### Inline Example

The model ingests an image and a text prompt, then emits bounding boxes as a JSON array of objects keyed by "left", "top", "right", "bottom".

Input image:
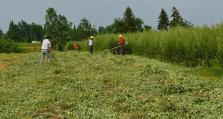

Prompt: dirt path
[
  {"left": 0, "top": 55, "right": 20, "bottom": 71},
  {"left": 0, "top": 64, "right": 8, "bottom": 70}
]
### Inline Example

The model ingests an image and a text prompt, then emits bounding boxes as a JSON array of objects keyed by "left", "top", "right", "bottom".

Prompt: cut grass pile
[{"left": 0, "top": 52, "right": 223, "bottom": 118}]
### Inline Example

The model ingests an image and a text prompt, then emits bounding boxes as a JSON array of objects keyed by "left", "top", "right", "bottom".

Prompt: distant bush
[
  {"left": 65, "top": 41, "right": 74, "bottom": 51},
  {"left": 0, "top": 39, "right": 23, "bottom": 53}
]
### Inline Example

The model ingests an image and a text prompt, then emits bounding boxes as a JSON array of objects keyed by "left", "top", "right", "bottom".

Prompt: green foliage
[
  {"left": 17, "top": 20, "right": 31, "bottom": 41},
  {"left": 170, "top": 7, "right": 193, "bottom": 28},
  {"left": 64, "top": 41, "right": 80, "bottom": 51},
  {"left": 0, "top": 39, "right": 23, "bottom": 53},
  {"left": 0, "top": 29, "right": 3, "bottom": 39},
  {"left": 18, "top": 20, "right": 44, "bottom": 42},
  {"left": 144, "top": 25, "right": 152, "bottom": 31},
  {"left": 7, "top": 21, "right": 20, "bottom": 41},
  {"left": 6, "top": 20, "right": 44, "bottom": 42},
  {"left": 0, "top": 52, "right": 223, "bottom": 118},
  {"left": 107, "top": 6, "right": 144, "bottom": 33},
  {"left": 30, "top": 23, "right": 44, "bottom": 41},
  {"left": 123, "top": 7, "right": 143, "bottom": 32},
  {"left": 76, "top": 18, "right": 97, "bottom": 40},
  {"left": 79, "top": 24, "right": 223, "bottom": 67},
  {"left": 79, "top": 34, "right": 133, "bottom": 55},
  {"left": 158, "top": 8, "right": 169, "bottom": 30},
  {"left": 65, "top": 41, "right": 74, "bottom": 51},
  {"left": 44, "top": 8, "right": 73, "bottom": 51},
  {"left": 170, "top": 7, "right": 182, "bottom": 27},
  {"left": 98, "top": 26, "right": 106, "bottom": 34}
]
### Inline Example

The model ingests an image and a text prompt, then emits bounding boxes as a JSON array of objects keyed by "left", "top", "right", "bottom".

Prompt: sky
[{"left": 0, "top": 0, "right": 223, "bottom": 32}]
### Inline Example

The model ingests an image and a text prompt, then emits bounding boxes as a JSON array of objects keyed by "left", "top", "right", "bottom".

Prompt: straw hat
[{"left": 118, "top": 34, "right": 123, "bottom": 38}]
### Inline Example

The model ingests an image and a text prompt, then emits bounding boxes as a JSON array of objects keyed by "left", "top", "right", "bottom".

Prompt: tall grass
[{"left": 79, "top": 24, "right": 223, "bottom": 66}]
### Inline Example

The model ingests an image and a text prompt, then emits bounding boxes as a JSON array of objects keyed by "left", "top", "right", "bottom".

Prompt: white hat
[
  {"left": 118, "top": 34, "right": 123, "bottom": 38},
  {"left": 90, "top": 36, "right": 94, "bottom": 39}
]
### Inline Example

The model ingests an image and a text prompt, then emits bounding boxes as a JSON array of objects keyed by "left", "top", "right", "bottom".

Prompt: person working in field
[
  {"left": 119, "top": 34, "right": 125, "bottom": 56},
  {"left": 73, "top": 42, "right": 79, "bottom": 51},
  {"left": 88, "top": 36, "right": 94, "bottom": 54},
  {"left": 40, "top": 35, "right": 52, "bottom": 64}
]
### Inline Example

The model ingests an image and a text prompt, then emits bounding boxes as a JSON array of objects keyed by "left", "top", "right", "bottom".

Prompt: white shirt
[
  {"left": 41, "top": 39, "right": 51, "bottom": 50},
  {"left": 88, "top": 39, "right": 93, "bottom": 46}
]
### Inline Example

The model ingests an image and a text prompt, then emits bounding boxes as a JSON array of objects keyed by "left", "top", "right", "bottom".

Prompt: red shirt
[{"left": 119, "top": 37, "right": 124, "bottom": 45}]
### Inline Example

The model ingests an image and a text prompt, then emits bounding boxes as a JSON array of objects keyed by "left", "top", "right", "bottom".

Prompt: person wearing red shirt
[{"left": 119, "top": 34, "right": 125, "bottom": 56}]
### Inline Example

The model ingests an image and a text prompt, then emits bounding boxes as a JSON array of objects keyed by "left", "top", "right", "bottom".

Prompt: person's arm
[
  {"left": 94, "top": 39, "right": 96, "bottom": 45},
  {"left": 48, "top": 41, "right": 52, "bottom": 52},
  {"left": 48, "top": 47, "right": 51, "bottom": 53}
]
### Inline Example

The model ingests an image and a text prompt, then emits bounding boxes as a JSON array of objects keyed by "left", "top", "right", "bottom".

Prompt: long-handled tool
[{"left": 103, "top": 42, "right": 128, "bottom": 54}]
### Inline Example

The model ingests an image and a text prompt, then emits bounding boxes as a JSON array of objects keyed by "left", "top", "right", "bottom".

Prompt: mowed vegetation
[
  {"left": 1, "top": 4, "right": 223, "bottom": 118},
  {"left": 0, "top": 52, "right": 223, "bottom": 118},
  {"left": 77, "top": 24, "right": 223, "bottom": 67}
]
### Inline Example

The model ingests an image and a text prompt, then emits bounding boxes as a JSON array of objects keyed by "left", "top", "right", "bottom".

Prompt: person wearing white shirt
[
  {"left": 88, "top": 36, "right": 94, "bottom": 54},
  {"left": 40, "top": 36, "right": 52, "bottom": 64}
]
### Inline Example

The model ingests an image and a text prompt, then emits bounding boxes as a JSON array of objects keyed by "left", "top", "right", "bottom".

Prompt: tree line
[
  {"left": 158, "top": 7, "right": 193, "bottom": 30},
  {"left": 0, "top": 6, "right": 192, "bottom": 50}
]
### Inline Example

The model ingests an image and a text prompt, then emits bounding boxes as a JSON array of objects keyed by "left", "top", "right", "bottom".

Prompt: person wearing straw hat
[
  {"left": 88, "top": 36, "right": 94, "bottom": 54},
  {"left": 119, "top": 34, "right": 125, "bottom": 56},
  {"left": 40, "top": 35, "right": 52, "bottom": 64}
]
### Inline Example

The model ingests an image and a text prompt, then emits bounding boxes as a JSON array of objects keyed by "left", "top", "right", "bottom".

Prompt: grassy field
[
  {"left": 0, "top": 51, "right": 223, "bottom": 118},
  {"left": 18, "top": 42, "right": 41, "bottom": 53}
]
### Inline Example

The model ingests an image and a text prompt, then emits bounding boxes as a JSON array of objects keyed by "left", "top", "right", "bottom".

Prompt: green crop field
[
  {"left": 78, "top": 24, "right": 223, "bottom": 67},
  {"left": 0, "top": 51, "right": 223, "bottom": 118}
]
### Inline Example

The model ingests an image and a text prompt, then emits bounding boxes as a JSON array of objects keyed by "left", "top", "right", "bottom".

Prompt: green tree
[
  {"left": 44, "top": 8, "right": 73, "bottom": 50},
  {"left": 7, "top": 21, "right": 20, "bottom": 41},
  {"left": 77, "top": 18, "right": 95, "bottom": 40},
  {"left": 98, "top": 26, "right": 106, "bottom": 34},
  {"left": 123, "top": 7, "right": 135, "bottom": 32},
  {"left": 0, "top": 29, "right": 3, "bottom": 39},
  {"left": 170, "top": 7, "right": 193, "bottom": 28},
  {"left": 17, "top": 21, "right": 44, "bottom": 42},
  {"left": 91, "top": 25, "right": 98, "bottom": 36},
  {"left": 17, "top": 20, "right": 31, "bottom": 41},
  {"left": 70, "top": 25, "right": 78, "bottom": 40},
  {"left": 105, "top": 25, "right": 113, "bottom": 33},
  {"left": 107, "top": 6, "right": 144, "bottom": 33},
  {"left": 30, "top": 23, "right": 44, "bottom": 41},
  {"left": 6, "top": 20, "right": 44, "bottom": 42},
  {"left": 110, "top": 18, "right": 126, "bottom": 33},
  {"left": 123, "top": 6, "right": 143, "bottom": 32},
  {"left": 44, "top": 8, "right": 59, "bottom": 39},
  {"left": 170, "top": 7, "right": 182, "bottom": 28},
  {"left": 158, "top": 8, "right": 169, "bottom": 30},
  {"left": 144, "top": 25, "right": 152, "bottom": 31},
  {"left": 179, "top": 19, "right": 193, "bottom": 28},
  {"left": 135, "top": 17, "right": 144, "bottom": 31}
]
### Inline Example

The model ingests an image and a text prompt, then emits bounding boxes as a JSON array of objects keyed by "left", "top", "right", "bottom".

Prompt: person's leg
[
  {"left": 88, "top": 46, "right": 91, "bottom": 54},
  {"left": 120, "top": 45, "right": 124, "bottom": 56},
  {"left": 47, "top": 50, "right": 51, "bottom": 63},
  {"left": 89, "top": 45, "right": 93, "bottom": 54},
  {"left": 91, "top": 46, "right": 93, "bottom": 54},
  {"left": 122, "top": 45, "right": 125, "bottom": 56},
  {"left": 40, "top": 50, "right": 46, "bottom": 64}
]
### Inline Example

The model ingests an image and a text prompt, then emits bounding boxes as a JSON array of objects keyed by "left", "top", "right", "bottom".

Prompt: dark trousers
[
  {"left": 120, "top": 45, "right": 125, "bottom": 56},
  {"left": 89, "top": 45, "right": 93, "bottom": 54}
]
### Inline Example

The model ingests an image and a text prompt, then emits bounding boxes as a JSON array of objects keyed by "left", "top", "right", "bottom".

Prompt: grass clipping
[{"left": 0, "top": 52, "right": 223, "bottom": 118}]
